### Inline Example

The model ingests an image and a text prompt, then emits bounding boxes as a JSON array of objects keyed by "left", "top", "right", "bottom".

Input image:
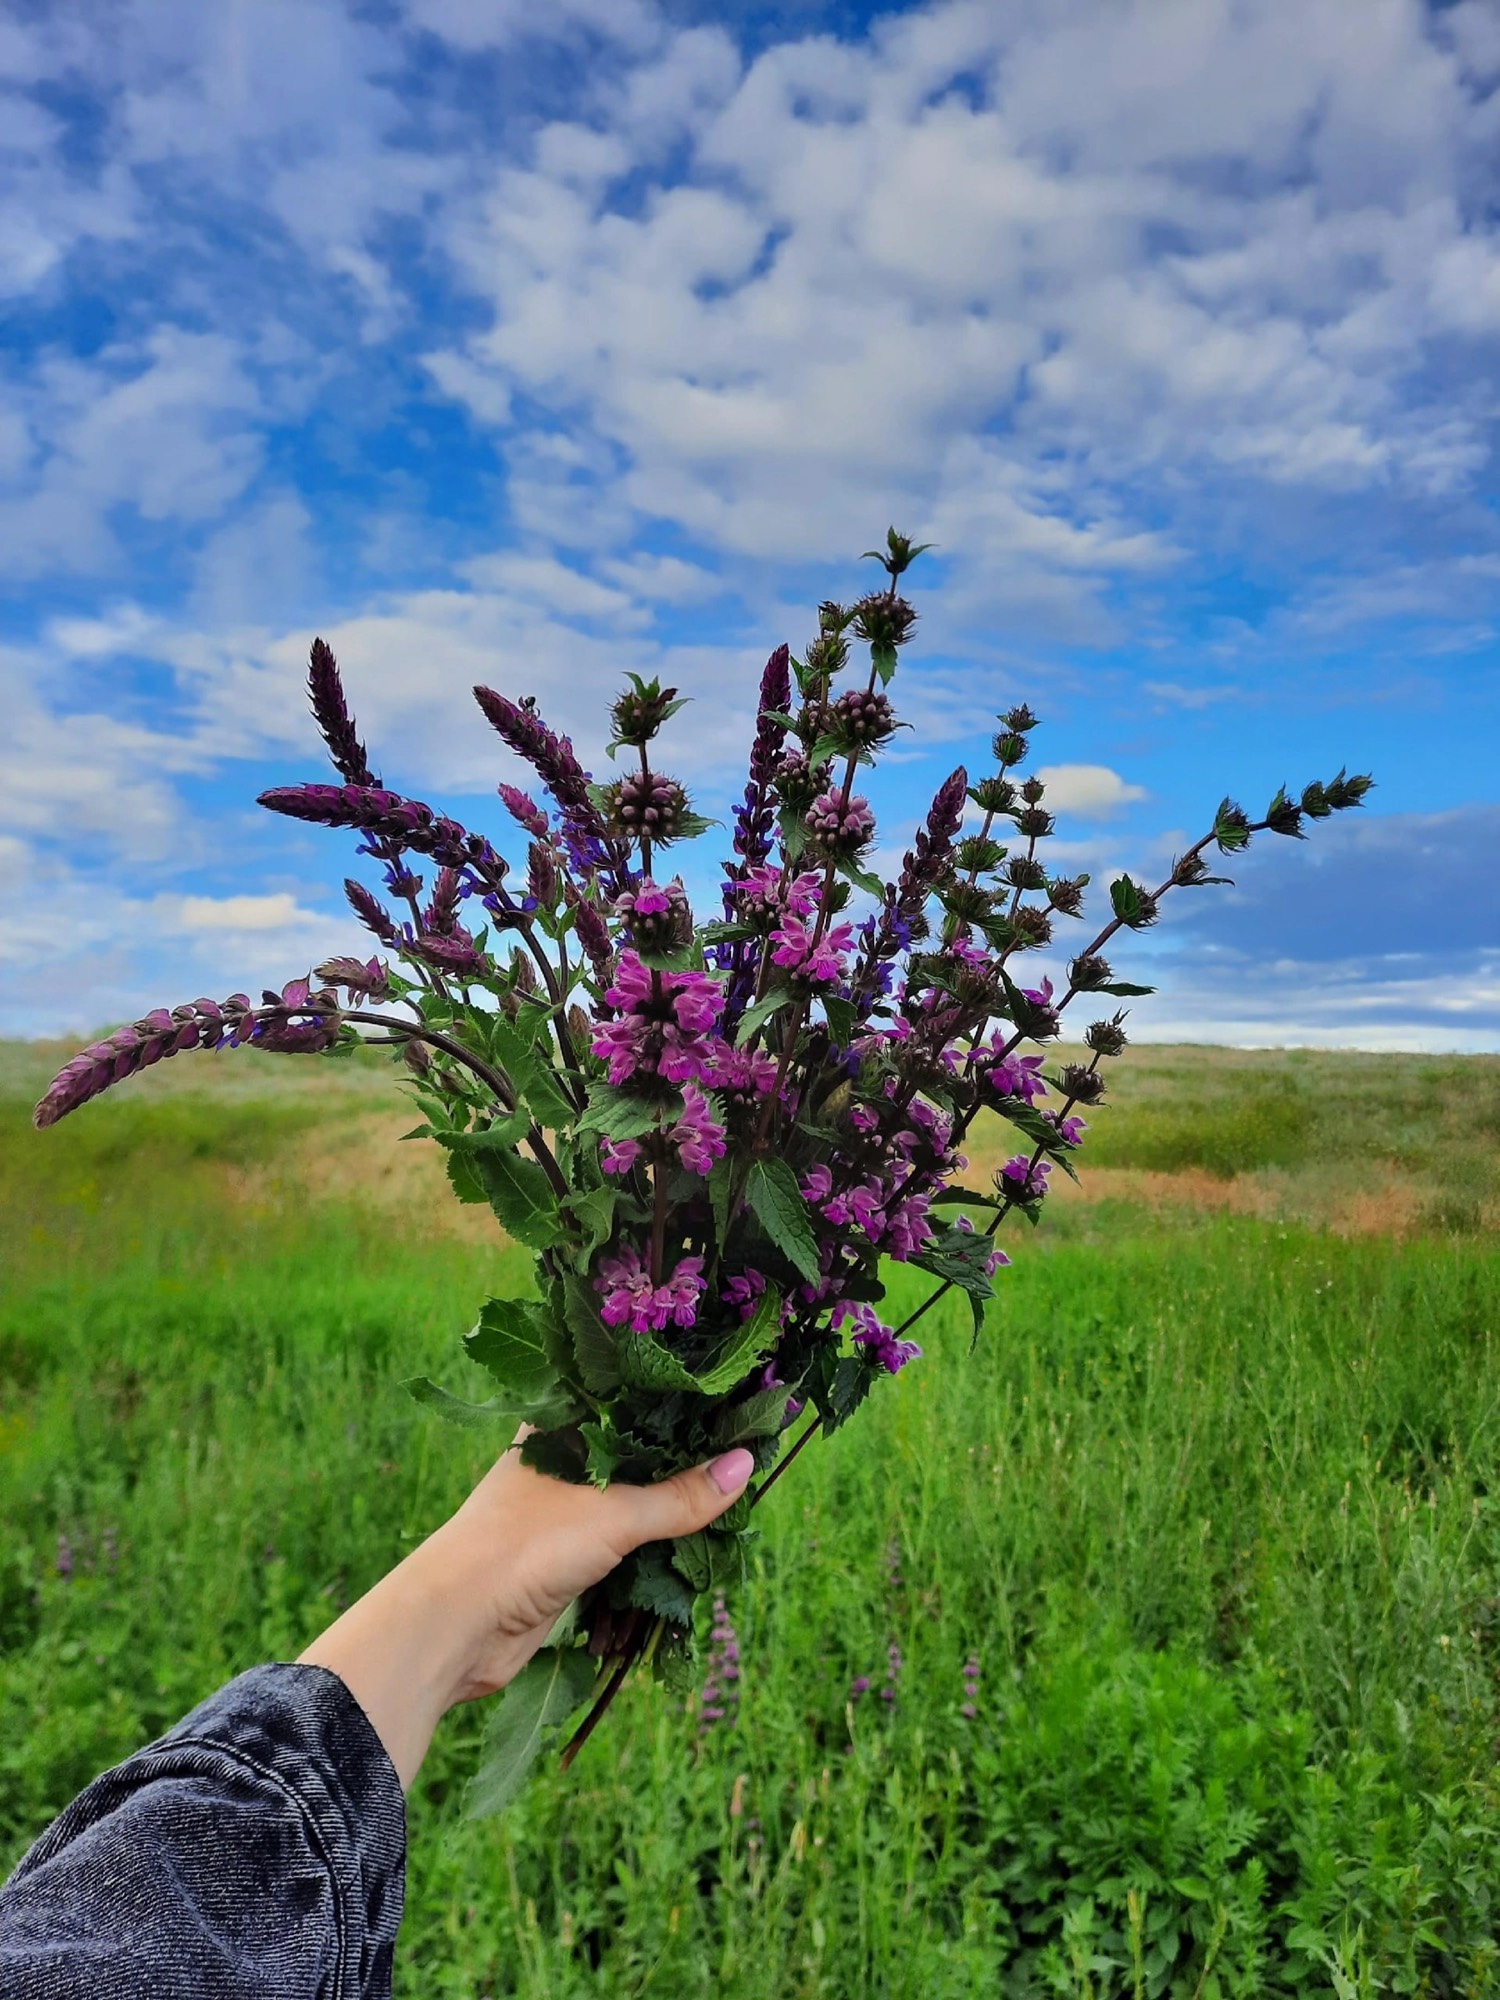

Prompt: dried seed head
[{"left": 1085, "top": 1013, "right": 1129, "bottom": 1058}]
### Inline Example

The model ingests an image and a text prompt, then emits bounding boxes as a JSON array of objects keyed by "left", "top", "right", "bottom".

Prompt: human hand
[{"left": 299, "top": 1441, "right": 754, "bottom": 1789}]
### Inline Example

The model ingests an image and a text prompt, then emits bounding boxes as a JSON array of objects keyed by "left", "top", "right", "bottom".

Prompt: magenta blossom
[
  {"left": 999, "top": 1155, "right": 1052, "bottom": 1202},
  {"left": 771, "top": 915, "right": 856, "bottom": 990},
  {"left": 596, "top": 1247, "right": 705, "bottom": 1333},
  {"left": 722, "top": 1270, "right": 767, "bottom": 1321},
  {"left": 838, "top": 1302, "right": 921, "bottom": 1375},
  {"left": 955, "top": 1212, "right": 1011, "bottom": 1278},
  {"left": 591, "top": 949, "right": 726, "bottom": 1085},
  {"left": 670, "top": 1085, "right": 727, "bottom": 1175}
]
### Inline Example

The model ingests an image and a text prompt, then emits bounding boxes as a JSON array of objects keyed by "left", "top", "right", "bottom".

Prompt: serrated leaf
[
  {"left": 871, "top": 639, "right": 898, "bottom": 685},
  {"left": 929, "top": 1186, "right": 1004, "bottom": 1209},
  {"left": 823, "top": 1355, "right": 873, "bottom": 1433},
  {"left": 835, "top": 856, "right": 887, "bottom": 900},
  {"left": 745, "top": 1158, "right": 821, "bottom": 1283},
  {"left": 626, "top": 1547, "right": 697, "bottom": 1625},
  {"left": 464, "top": 1297, "right": 558, "bottom": 1399},
  {"left": 822, "top": 995, "right": 858, "bottom": 1046},
  {"left": 564, "top": 1185, "right": 617, "bottom": 1260},
  {"left": 617, "top": 1332, "right": 701, "bottom": 1393},
  {"left": 735, "top": 987, "right": 791, "bottom": 1048},
  {"left": 577, "top": 1086, "right": 675, "bottom": 1141},
  {"left": 490, "top": 1016, "right": 575, "bottom": 1131},
  {"left": 670, "top": 1531, "right": 712, "bottom": 1593},
  {"left": 469, "top": 1145, "right": 562, "bottom": 1249},
  {"left": 466, "top": 1646, "right": 598, "bottom": 1818},
  {"left": 712, "top": 1383, "right": 793, "bottom": 1446},
  {"left": 401, "top": 1375, "right": 576, "bottom": 1430},
  {"left": 580, "top": 1418, "right": 621, "bottom": 1488},
  {"left": 708, "top": 1158, "right": 736, "bottom": 1250},
  {"left": 694, "top": 1284, "right": 783, "bottom": 1395},
  {"left": 445, "top": 1147, "right": 487, "bottom": 1205},
  {"left": 671, "top": 810, "right": 718, "bottom": 841},
  {"left": 1097, "top": 981, "right": 1155, "bottom": 998},
  {"left": 563, "top": 1277, "right": 622, "bottom": 1395}
]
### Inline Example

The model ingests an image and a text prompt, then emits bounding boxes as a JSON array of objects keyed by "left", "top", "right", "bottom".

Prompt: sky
[{"left": 2, "top": 0, "right": 1498, "bottom": 1050}]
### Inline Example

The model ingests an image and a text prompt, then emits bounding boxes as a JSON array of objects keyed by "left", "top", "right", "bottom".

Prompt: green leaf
[
  {"left": 670, "top": 1531, "right": 712, "bottom": 1594},
  {"left": 564, "top": 1185, "right": 617, "bottom": 1260},
  {"left": 577, "top": 1087, "right": 675, "bottom": 1141},
  {"left": 401, "top": 1376, "right": 576, "bottom": 1430},
  {"left": 617, "top": 1332, "right": 701, "bottom": 1393},
  {"left": 563, "top": 1277, "right": 622, "bottom": 1395},
  {"left": 580, "top": 1418, "right": 621, "bottom": 1488},
  {"left": 712, "top": 1383, "right": 793, "bottom": 1446},
  {"left": 823, "top": 1355, "right": 873, "bottom": 1433},
  {"left": 445, "top": 1147, "right": 487, "bottom": 1205},
  {"left": 671, "top": 810, "right": 718, "bottom": 841},
  {"left": 822, "top": 995, "right": 858, "bottom": 1046},
  {"left": 929, "top": 1186, "right": 1004, "bottom": 1209},
  {"left": 871, "top": 639, "right": 898, "bottom": 685},
  {"left": 518, "top": 1426, "right": 589, "bottom": 1481},
  {"left": 469, "top": 1145, "right": 563, "bottom": 1249},
  {"left": 835, "top": 856, "right": 887, "bottom": 900},
  {"left": 490, "top": 1016, "right": 576, "bottom": 1131},
  {"left": 466, "top": 1646, "right": 598, "bottom": 1818},
  {"left": 1097, "top": 981, "right": 1155, "bottom": 998},
  {"left": 694, "top": 1283, "right": 784, "bottom": 1395},
  {"left": 626, "top": 1546, "right": 697, "bottom": 1625},
  {"left": 735, "top": 987, "right": 791, "bottom": 1048},
  {"left": 1108, "top": 873, "right": 1157, "bottom": 929},
  {"left": 464, "top": 1298, "right": 558, "bottom": 1400},
  {"left": 708, "top": 1159, "right": 736, "bottom": 1251},
  {"left": 745, "top": 1158, "right": 821, "bottom": 1283}
]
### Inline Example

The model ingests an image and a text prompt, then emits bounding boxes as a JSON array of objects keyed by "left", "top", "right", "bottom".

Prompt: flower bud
[
  {"left": 969, "top": 775, "right": 1017, "bottom": 815},
  {"left": 527, "top": 840, "right": 559, "bottom": 907},
  {"left": 1011, "top": 905, "right": 1053, "bottom": 949},
  {"left": 1002, "top": 704, "right": 1039, "bottom": 734},
  {"left": 607, "top": 769, "right": 689, "bottom": 844},
  {"left": 1047, "top": 874, "right": 1088, "bottom": 917},
  {"left": 1058, "top": 1062, "right": 1106, "bottom": 1105},
  {"left": 1005, "top": 854, "right": 1047, "bottom": 891},
  {"left": 775, "top": 748, "right": 832, "bottom": 813},
  {"left": 804, "top": 789, "right": 876, "bottom": 861},
  {"left": 850, "top": 592, "right": 918, "bottom": 651},
  {"left": 1016, "top": 806, "right": 1055, "bottom": 838},
  {"left": 1263, "top": 786, "right": 1305, "bottom": 838},
  {"left": 829, "top": 686, "right": 896, "bottom": 749},
  {"left": 1085, "top": 1013, "right": 1129, "bottom": 1058},
  {"left": 1070, "top": 952, "right": 1114, "bottom": 991},
  {"left": 610, "top": 674, "right": 682, "bottom": 748},
  {"left": 991, "top": 730, "right": 1028, "bottom": 769},
  {"left": 614, "top": 876, "right": 693, "bottom": 953}
]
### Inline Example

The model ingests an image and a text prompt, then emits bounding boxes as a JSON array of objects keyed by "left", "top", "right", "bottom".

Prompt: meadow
[{"left": 1, "top": 1038, "right": 1498, "bottom": 1997}]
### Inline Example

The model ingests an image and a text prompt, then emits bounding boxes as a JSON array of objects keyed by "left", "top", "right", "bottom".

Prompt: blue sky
[{"left": 2, "top": 0, "right": 1497, "bottom": 1048}]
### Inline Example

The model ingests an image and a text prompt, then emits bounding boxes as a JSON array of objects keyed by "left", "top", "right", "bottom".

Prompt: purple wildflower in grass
[
  {"left": 961, "top": 1651, "right": 980, "bottom": 1721},
  {"left": 977, "top": 1045, "right": 1049, "bottom": 1107},
  {"left": 849, "top": 1675, "right": 871, "bottom": 1700},
  {"left": 699, "top": 1594, "right": 742, "bottom": 1733},
  {"left": 881, "top": 1641, "right": 904, "bottom": 1704},
  {"left": 55, "top": 1534, "right": 73, "bottom": 1582},
  {"left": 1044, "top": 1109, "right": 1087, "bottom": 1146}
]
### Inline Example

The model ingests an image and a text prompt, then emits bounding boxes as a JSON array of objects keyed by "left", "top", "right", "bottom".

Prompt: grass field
[{"left": 2, "top": 1040, "right": 1498, "bottom": 1996}]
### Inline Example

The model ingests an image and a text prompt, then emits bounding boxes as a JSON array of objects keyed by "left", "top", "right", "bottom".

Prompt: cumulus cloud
[{"left": 1034, "top": 764, "right": 1149, "bottom": 816}]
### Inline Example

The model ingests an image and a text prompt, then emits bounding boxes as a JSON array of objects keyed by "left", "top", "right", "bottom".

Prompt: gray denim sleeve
[{"left": 0, "top": 1662, "right": 406, "bottom": 1999}]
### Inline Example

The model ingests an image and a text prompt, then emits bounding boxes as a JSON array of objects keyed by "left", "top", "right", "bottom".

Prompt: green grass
[{"left": 2, "top": 1047, "right": 1499, "bottom": 1995}]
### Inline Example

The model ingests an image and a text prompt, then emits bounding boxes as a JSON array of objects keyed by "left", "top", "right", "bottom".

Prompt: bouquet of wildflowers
[{"left": 35, "top": 533, "right": 1369, "bottom": 1797}]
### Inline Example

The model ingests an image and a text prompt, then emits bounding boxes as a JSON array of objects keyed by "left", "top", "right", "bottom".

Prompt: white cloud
[
  {"left": 1034, "top": 764, "right": 1149, "bottom": 816},
  {"left": 171, "top": 892, "right": 327, "bottom": 934}
]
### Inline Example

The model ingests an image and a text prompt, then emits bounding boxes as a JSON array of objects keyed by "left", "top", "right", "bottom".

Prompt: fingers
[{"left": 602, "top": 1448, "right": 755, "bottom": 1553}]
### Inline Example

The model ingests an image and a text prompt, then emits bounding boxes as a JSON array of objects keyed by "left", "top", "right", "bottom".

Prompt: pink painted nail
[{"left": 709, "top": 1448, "right": 754, "bottom": 1495}]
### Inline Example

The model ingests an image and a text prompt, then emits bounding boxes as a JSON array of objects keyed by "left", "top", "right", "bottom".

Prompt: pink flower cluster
[
  {"left": 732, "top": 865, "right": 820, "bottom": 929},
  {"left": 590, "top": 949, "right": 726, "bottom": 1086},
  {"left": 837, "top": 1302, "right": 921, "bottom": 1375},
  {"left": 596, "top": 1246, "right": 706, "bottom": 1333},
  {"left": 771, "top": 915, "right": 856, "bottom": 991}
]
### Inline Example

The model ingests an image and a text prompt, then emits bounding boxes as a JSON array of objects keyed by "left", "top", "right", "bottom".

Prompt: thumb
[{"left": 602, "top": 1448, "right": 755, "bottom": 1553}]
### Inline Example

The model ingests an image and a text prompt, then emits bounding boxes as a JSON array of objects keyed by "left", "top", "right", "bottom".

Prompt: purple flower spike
[
  {"left": 258, "top": 784, "right": 509, "bottom": 889},
  {"left": 473, "top": 686, "right": 621, "bottom": 883},
  {"left": 307, "top": 638, "right": 378, "bottom": 787},
  {"left": 34, "top": 993, "right": 258, "bottom": 1127},
  {"left": 345, "top": 879, "right": 401, "bottom": 947}
]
